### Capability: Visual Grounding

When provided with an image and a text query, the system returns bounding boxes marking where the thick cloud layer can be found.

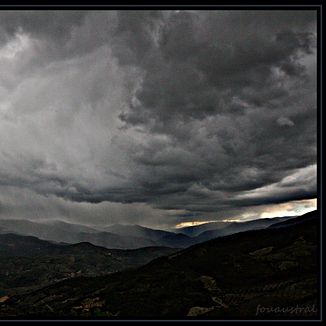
[0,9,318,228]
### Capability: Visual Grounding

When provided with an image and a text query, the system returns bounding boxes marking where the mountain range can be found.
[0,209,319,319]
[0,214,297,250]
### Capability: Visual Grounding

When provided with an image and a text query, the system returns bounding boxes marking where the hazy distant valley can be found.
[0,210,319,319]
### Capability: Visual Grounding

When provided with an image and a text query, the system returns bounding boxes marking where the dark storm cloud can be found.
[118,10,316,126]
[0,11,88,62]
[0,11,86,40]
[230,190,317,209]
[115,10,317,209]
[0,9,318,227]
[0,10,119,69]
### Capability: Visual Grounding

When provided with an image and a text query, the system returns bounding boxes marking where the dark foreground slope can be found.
[0,234,179,298]
[1,211,319,319]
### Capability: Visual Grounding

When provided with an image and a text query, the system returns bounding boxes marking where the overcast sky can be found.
[0,8,318,230]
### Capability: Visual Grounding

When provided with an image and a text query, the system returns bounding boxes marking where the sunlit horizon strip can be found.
[174,198,317,228]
